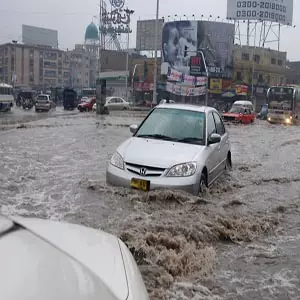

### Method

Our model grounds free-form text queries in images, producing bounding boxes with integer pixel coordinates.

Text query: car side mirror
[129,124,138,134]
[208,133,221,145]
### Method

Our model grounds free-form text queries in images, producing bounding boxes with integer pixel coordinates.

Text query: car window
[207,112,216,137]
[213,112,225,135]
[116,98,122,103]
[37,95,48,100]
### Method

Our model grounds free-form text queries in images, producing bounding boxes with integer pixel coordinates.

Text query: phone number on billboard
[236,1,288,21]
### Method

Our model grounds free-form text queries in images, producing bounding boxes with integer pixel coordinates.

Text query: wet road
[1,109,300,299]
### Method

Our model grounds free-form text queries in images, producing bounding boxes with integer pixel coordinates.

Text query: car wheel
[198,172,208,196]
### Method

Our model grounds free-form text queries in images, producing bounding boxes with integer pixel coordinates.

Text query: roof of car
[233,100,253,105]
[37,94,50,97]
[156,103,217,113]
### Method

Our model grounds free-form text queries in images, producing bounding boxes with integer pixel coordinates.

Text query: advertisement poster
[236,84,248,96]
[198,21,234,79]
[209,78,223,94]
[161,20,198,76]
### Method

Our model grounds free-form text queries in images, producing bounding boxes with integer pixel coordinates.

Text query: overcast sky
[0,0,298,60]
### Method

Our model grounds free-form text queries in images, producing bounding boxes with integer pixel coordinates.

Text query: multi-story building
[286,61,300,85]
[233,45,287,86]
[0,42,70,88]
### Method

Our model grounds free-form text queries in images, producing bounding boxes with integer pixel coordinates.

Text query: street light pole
[125,29,129,100]
[152,0,159,105]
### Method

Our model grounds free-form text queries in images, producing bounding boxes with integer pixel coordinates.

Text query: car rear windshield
[37,95,48,100]
[135,108,205,145]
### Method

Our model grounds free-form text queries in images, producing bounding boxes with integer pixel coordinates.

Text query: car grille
[125,162,165,177]
[223,116,236,121]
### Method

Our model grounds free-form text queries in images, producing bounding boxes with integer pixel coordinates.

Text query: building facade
[0,43,70,88]
[233,45,287,86]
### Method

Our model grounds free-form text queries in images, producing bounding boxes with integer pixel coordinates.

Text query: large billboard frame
[226,0,294,26]
[160,20,235,81]
[22,25,58,48]
[136,19,164,51]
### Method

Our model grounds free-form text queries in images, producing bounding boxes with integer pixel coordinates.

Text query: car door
[206,112,220,184]
[115,98,123,110]
[213,112,229,172]
[107,98,116,110]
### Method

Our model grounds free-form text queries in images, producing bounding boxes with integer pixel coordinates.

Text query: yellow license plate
[130,178,150,192]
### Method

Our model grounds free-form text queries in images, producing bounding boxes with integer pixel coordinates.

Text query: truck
[63,88,77,110]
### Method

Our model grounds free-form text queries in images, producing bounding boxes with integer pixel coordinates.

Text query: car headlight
[166,162,197,177]
[110,152,124,169]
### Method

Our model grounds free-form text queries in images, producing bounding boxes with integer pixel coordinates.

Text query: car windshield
[135,108,205,145]
[229,107,243,113]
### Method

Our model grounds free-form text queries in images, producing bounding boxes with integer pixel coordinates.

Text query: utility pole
[97,0,103,115]
[125,28,129,101]
[152,0,159,106]
[12,40,17,92]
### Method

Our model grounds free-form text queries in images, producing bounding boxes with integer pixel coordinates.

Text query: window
[236,72,242,81]
[278,60,283,66]
[206,113,216,137]
[213,112,225,135]
[242,53,250,61]
[271,58,276,65]
[254,55,260,64]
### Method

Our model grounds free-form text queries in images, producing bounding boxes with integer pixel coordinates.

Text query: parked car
[0,215,149,300]
[35,94,56,112]
[106,104,232,195]
[222,106,255,124]
[105,97,130,110]
[78,98,96,112]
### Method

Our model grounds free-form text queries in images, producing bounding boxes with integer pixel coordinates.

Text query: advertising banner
[227,0,293,26]
[196,77,208,86]
[161,20,198,76]
[236,84,248,96]
[209,78,223,94]
[166,82,206,96]
[198,21,234,79]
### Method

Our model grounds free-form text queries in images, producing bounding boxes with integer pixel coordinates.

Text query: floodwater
[1,107,300,299]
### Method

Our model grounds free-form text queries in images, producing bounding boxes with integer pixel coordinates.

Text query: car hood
[9,216,128,300]
[118,137,204,168]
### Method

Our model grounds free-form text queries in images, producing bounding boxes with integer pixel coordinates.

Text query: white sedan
[105,97,130,110]
[0,215,149,300]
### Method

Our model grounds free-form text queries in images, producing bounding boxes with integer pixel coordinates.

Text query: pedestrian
[166,96,170,103]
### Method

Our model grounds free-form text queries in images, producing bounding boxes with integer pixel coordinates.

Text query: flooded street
[1,109,300,299]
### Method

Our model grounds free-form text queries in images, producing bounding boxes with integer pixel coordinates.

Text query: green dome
[85,23,99,40]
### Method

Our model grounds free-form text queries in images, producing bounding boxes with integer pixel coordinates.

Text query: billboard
[227,0,293,25]
[136,19,164,51]
[161,20,234,79]
[22,25,58,48]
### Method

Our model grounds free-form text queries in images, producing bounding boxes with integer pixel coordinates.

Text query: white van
[232,100,254,112]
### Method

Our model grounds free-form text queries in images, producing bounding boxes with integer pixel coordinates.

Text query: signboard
[227,0,294,26]
[136,19,164,51]
[209,78,222,94]
[236,84,248,96]
[161,20,234,79]
[166,82,206,96]
[22,25,58,48]
[189,55,207,77]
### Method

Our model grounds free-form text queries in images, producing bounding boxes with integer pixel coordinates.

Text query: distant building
[0,42,70,88]
[286,61,300,85]
[233,45,287,86]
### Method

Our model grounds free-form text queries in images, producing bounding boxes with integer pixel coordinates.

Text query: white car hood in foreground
[6,216,128,300]
[118,137,204,168]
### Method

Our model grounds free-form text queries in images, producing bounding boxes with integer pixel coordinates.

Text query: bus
[81,88,96,99]
[0,83,14,112]
[266,85,300,125]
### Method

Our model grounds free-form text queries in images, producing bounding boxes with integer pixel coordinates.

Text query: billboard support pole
[152,0,159,105]
[251,21,257,110]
